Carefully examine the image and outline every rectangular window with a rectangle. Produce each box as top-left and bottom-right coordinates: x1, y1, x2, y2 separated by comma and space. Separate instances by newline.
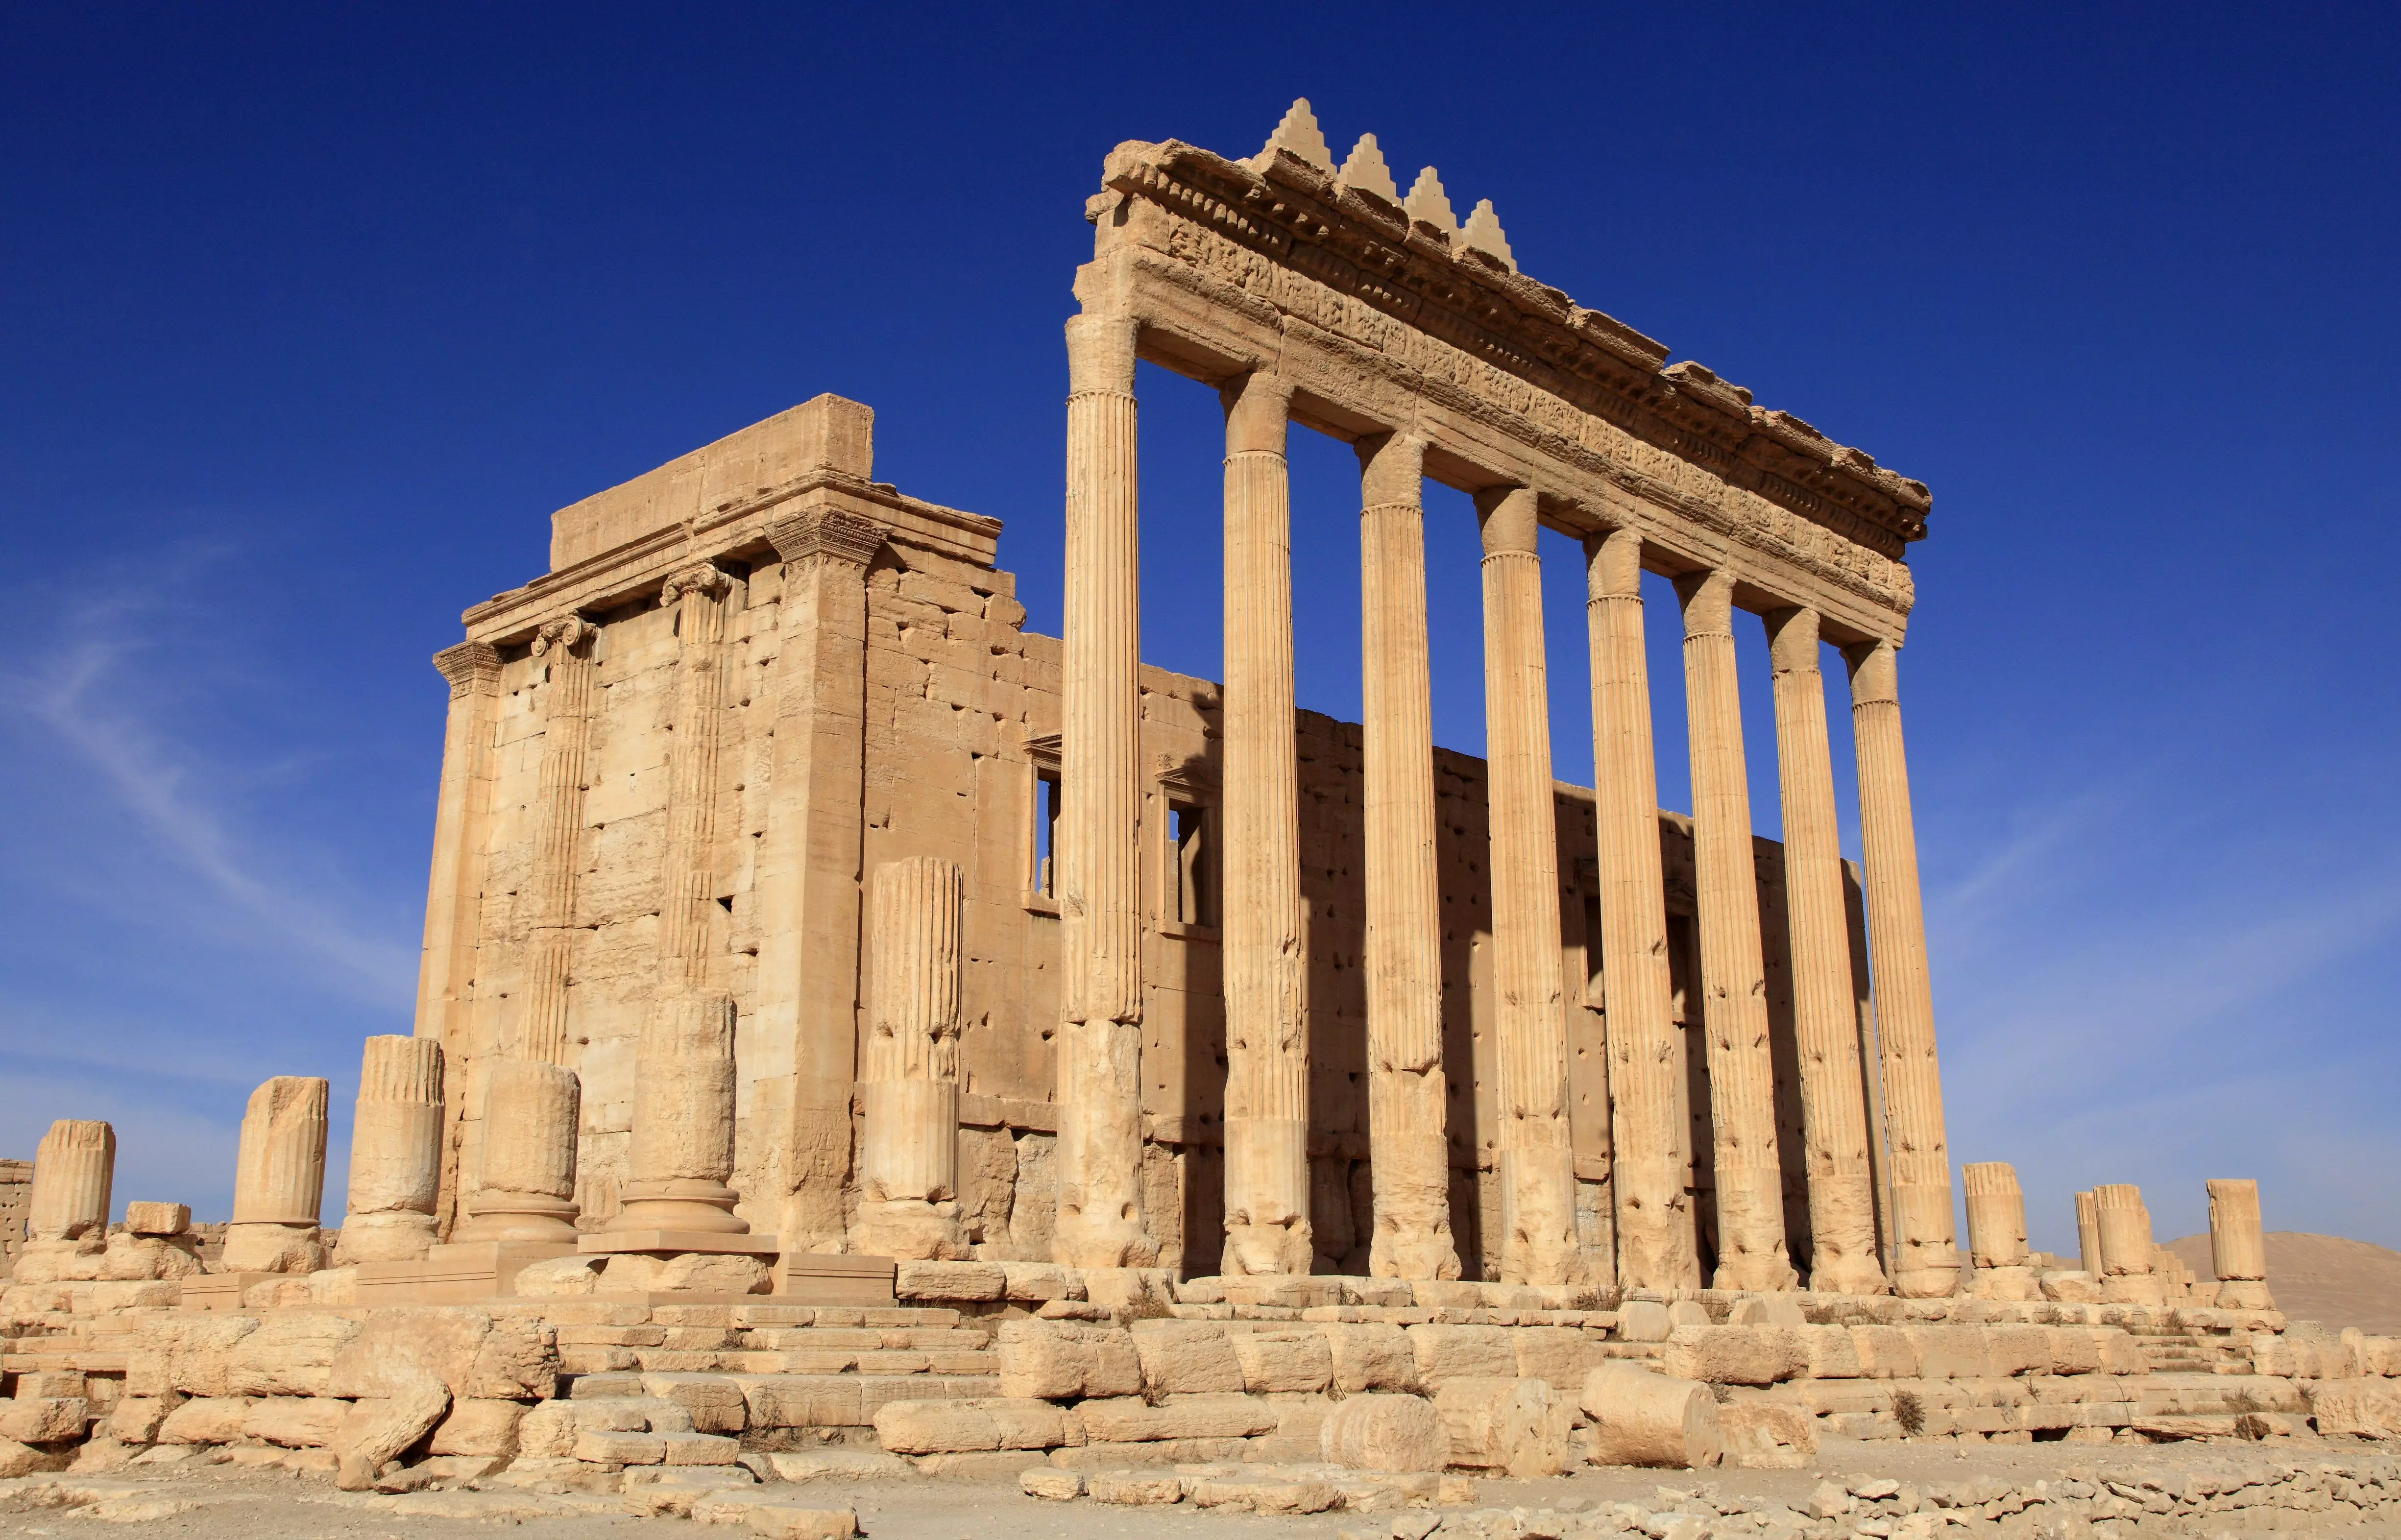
1168, 800, 1214, 928
1034, 768, 1062, 901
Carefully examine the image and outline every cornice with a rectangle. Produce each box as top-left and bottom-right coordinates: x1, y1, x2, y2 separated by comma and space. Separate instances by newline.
1102, 140, 1931, 556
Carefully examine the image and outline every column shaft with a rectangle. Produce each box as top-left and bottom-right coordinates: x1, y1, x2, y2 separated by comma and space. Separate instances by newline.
2074, 1190, 2102, 1276
2207, 1178, 2274, 1307
1358, 434, 1460, 1281
27, 1120, 114, 1241
1053, 312, 1154, 1268
1220, 371, 1311, 1276
1676, 569, 1795, 1291
1476, 487, 1577, 1285
610, 992, 745, 1233
1764, 607, 1887, 1295
1962, 1159, 2037, 1300
457, 1061, 582, 1244
659, 564, 733, 992
419, 642, 498, 1240
337, 1036, 446, 1264
223, 1076, 330, 1274
1844, 639, 1958, 1297
854, 856, 967, 1259
520, 618, 597, 1066
1583, 528, 1696, 1291
758, 511, 883, 1251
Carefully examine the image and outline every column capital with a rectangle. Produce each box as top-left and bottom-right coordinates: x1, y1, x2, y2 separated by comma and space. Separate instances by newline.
1221, 370, 1293, 456
1584, 525, 1643, 600
1674, 567, 1736, 638
768, 509, 886, 568
1357, 433, 1427, 506
662, 561, 733, 605
531, 614, 595, 658
432, 641, 502, 699
1762, 605, 1823, 672
1065, 312, 1139, 397
1845, 637, 1900, 704
1474, 485, 1538, 557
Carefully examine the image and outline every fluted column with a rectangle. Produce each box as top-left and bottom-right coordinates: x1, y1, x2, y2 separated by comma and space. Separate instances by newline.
1961, 1160, 2036, 1300
1583, 527, 1696, 1291
1358, 433, 1460, 1282
419, 642, 498, 1239
1219, 370, 1312, 1276
1476, 486, 1576, 1285
1763, 606, 1886, 1296
455, 1061, 582, 1243
2092, 1182, 2161, 1303
28, 1119, 114, 1240
2074, 1190, 2102, 1276
223, 1076, 330, 1273
658, 563, 733, 991
520, 616, 597, 1066
854, 857, 967, 1259
607, 992, 745, 1233
759, 509, 884, 1252
2207, 1179, 2274, 1308
1675, 569, 1795, 1291
1052, 311, 1154, 1269
1843, 639, 1957, 1297
336, 1036, 446, 1263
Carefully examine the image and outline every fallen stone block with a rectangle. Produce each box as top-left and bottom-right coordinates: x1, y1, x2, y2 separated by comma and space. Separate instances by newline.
157, 1396, 253, 1445
1615, 1302, 1673, 1343
896, 1260, 1005, 1301
1434, 1376, 1574, 1477
0, 1397, 88, 1444
1718, 1402, 1817, 1469
578, 1429, 667, 1465
1088, 1469, 1185, 1504
1660, 1325, 1804, 1386
1020, 1467, 1080, 1499
995, 1319, 1140, 1400
1187, 1475, 1337, 1514
660, 1431, 743, 1465
1321, 1392, 1445, 1473
872, 1396, 1074, 1453
337, 1373, 450, 1491
1581, 1363, 1723, 1469
643, 1372, 749, 1433
1074, 1393, 1281, 1443
241, 1395, 350, 1448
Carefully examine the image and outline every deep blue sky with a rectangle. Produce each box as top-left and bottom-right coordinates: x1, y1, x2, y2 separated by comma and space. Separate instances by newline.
4, 5, 2395, 1259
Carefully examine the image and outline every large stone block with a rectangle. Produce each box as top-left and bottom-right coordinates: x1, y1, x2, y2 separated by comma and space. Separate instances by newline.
1796, 1324, 1862, 1378
0, 1398, 87, 1444
241, 1396, 350, 1448
1580, 1365, 1722, 1469
642, 1373, 748, 1434
994, 1320, 1140, 1400
1902, 1326, 1994, 1380
1718, 1402, 1817, 1468
1323, 1322, 1419, 1393
1406, 1323, 1515, 1386
1434, 1376, 1575, 1478
225, 1312, 364, 1397
1986, 1323, 2052, 1377
1227, 1328, 1332, 1394
1659, 1326, 1804, 1386
429, 1399, 528, 1457
326, 1307, 557, 1401
1073, 1394, 1281, 1443
871, 1397, 1074, 1453
895, 1260, 1004, 1301
2312, 1378, 2401, 1438
157, 1397, 253, 1445
1130, 1321, 1243, 1395
1319, 1393, 1444, 1473
1513, 1326, 1603, 1391
1848, 1325, 1919, 1379
143, 1313, 264, 1399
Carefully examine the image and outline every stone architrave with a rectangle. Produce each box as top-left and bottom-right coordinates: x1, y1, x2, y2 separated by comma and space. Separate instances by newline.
1675, 568, 1795, 1292
2208, 1179, 2274, 1308
854, 857, 968, 1260
2091, 1182, 2164, 1304
1763, 606, 1885, 1295
758, 507, 885, 1253
1357, 433, 1460, 1282
1476, 485, 1577, 1285
223, 1077, 330, 1274
1962, 1161, 2037, 1300
336, 1036, 445, 1264
519, 616, 597, 1067
607, 991, 747, 1235
1584, 528, 1695, 1293
27, 1120, 114, 1240
1218, 369, 1311, 1277
2073, 1190, 2103, 1277
1843, 640, 1957, 1298
455, 1061, 581, 1243
1051, 303, 1153, 1269
419, 641, 499, 1239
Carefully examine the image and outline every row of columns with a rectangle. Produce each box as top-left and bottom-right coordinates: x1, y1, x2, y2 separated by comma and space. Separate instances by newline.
1053, 326, 1958, 1292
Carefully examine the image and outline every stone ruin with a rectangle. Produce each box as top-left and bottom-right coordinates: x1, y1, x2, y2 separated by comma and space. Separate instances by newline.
6, 98, 2400, 1522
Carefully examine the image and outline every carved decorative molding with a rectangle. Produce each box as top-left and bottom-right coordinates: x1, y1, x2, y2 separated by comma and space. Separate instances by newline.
532, 614, 594, 657
768, 509, 886, 568
660, 562, 734, 605
431, 640, 502, 698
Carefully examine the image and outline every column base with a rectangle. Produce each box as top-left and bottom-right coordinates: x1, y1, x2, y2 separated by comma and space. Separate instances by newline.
776, 1251, 898, 1304
332, 1210, 439, 1265
453, 1189, 579, 1246
604, 1178, 748, 1236
220, 1223, 325, 1275
2216, 1279, 2276, 1309
1891, 1263, 1962, 1299
2100, 1273, 2170, 1305
850, 1199, 965, 1262
1971, 1265, 2042, 1301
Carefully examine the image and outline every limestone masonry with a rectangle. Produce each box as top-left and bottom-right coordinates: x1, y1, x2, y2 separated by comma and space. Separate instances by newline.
6, 101, 2394, 1511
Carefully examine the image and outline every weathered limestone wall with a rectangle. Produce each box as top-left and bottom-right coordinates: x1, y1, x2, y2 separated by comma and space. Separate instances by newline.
0, 1159, 30, 1278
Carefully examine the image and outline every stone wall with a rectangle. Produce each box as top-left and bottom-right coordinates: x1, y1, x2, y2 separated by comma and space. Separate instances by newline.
0, 1159, 29, 1278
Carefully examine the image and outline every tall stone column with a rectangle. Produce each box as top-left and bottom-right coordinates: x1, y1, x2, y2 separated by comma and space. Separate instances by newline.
336, 1036, 446, 1264
758, 509, 884, 1252
2074, 1190, 2102, 1276
1961, 1160, 2036, 1300
1476, 486, 1576, 1285
2207, 1179, 2274, 1308
1763, 606, 1886, 1296
658, 563, 733, 990
854, 857, 967, 1259
1843, 639, 1957, 1297
1052, 311, 1153, 1269
2092, 1181, 2162, 1303
28, 1119, 114, 1240
419, 641, 498, 1239
455, 1061, 582, 1243
1358, 433, 1460, 1282
223, 1076, 330, 1273
1676, 569, 1796, 1291
520, 616, 598, 1066
1583, 528, 1695, 1292
1219, 370, 1312, 1277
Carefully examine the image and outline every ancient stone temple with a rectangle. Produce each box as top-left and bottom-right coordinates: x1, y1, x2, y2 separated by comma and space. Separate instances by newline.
405, 98, 1951, 1300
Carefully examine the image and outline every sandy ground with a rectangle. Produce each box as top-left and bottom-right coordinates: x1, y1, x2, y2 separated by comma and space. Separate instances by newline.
6, 1437, 2401, 1539
2163, 1233, 2401, 1336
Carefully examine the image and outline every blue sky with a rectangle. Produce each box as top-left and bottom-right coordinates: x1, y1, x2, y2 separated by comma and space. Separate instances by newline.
3, 5, 2394, 1260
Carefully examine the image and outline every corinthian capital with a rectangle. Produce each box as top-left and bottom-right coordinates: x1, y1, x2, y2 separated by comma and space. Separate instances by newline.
532, 614, 595, 658
768, 509, 885, 568
432, 641, 502, 699
661, 562, 734, 606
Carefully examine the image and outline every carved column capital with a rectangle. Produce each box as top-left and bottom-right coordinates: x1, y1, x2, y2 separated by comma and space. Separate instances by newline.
432, 641, 502, 699
661, 562, 733, 605
768, 510, 885, 568
532, 614, 595, 658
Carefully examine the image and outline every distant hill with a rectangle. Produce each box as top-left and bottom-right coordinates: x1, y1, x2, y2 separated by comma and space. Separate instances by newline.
2163, 1231, 2401, 1335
